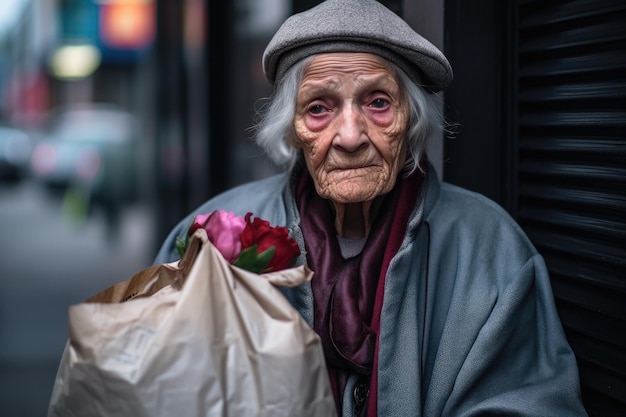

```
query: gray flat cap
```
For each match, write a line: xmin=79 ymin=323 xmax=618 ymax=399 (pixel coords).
xmin=263 ymin=0 xmax=453 ymax=91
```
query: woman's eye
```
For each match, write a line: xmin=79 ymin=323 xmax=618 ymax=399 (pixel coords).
xmin=308 ymin=104 xmax=327 ymax=115
xmin=370 ymin=98 xmax=390 ymax=108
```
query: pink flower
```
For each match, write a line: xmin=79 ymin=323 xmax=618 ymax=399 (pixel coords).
xmin=177 ymin=210 xmax=300 ymax=274
xmin=190 ymin=210 xmax=246 ymax=263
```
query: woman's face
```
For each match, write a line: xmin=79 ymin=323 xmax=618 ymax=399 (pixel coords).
xmin=293 ymin=52 xmax=409 ymax=204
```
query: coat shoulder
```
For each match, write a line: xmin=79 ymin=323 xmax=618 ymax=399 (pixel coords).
xmin=435 ymin=182 xmax=529 ymax=240
xmin=428 ymin=181 xmax=540 ymax=269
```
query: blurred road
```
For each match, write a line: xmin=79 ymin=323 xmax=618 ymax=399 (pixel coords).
xmin=0 ymin=180 xmax=155 ymax=416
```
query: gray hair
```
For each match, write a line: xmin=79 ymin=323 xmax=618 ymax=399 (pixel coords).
xmin=254 ymin=56 xmax=444 ymax=174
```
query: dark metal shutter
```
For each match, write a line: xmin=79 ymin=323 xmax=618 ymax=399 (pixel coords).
xmin=516 ymin=0 xmax=626 ymax=415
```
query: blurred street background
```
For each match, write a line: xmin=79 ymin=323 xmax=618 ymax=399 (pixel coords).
xmin=0 ymin=178 xmax=154 ymax=415
xmin=0 ymin=0 xmax=289 ymax=415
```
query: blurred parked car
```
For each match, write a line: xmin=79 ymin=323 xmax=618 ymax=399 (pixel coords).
xmin=29 ymin=104 xmax=140 ymax=229
xmin=0 ymin=125 xmax=33 ymax=182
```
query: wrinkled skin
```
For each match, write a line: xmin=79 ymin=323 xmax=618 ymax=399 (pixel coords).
xmin=292 ymin=53 xmax=409 ymax=237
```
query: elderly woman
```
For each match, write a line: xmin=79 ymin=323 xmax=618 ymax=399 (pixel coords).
xmin=155 ymin=0 xmax=588 ymax=416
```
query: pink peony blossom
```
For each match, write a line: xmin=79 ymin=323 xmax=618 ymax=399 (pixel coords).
xmin=191 ymin=210 xmax=246 ymax=263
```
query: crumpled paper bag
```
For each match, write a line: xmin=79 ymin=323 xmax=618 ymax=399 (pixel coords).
xmin=48 ymin=230 xmax=337 ymax=417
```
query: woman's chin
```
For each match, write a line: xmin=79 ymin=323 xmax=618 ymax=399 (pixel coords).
xmin=314 ymin=169 xmax=396 ymax=204
xmin=323 ymin=185 xmax=387 ymax=205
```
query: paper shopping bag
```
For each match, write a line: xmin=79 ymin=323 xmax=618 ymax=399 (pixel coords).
xmin=48 ymin=230 xmax=337 ymax=417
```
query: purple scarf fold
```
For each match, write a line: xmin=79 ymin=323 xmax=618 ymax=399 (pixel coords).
xmin=296 ymin=167 xmax=424 ymax=412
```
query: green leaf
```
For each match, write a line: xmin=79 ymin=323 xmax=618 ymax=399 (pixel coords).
xmin=255 ymin=246 xmax=276 ymax=270
xmin=175 ymin=217 xmax=198 ymax=258
xmin=233 ymin=245 xmax=275 ymax=273
xmin=175 ymin=236 xmax=187 ymax=259
xmin=234 ymin=245 xmax=259 ymax=268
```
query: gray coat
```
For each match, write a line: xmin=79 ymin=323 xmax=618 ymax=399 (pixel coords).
xmin=154 ymin=167 xmax=588 ymax=417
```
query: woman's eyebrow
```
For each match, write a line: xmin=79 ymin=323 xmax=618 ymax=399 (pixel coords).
xmin=355 ymin=73 xmax=398 ymax=88
xmin=298 ymin=81 xmax=339 ymax=98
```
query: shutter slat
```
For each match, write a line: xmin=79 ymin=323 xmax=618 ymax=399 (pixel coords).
xmin=519 ymin=206 xmax=625 ymax=240
xmin=519 ymin=160 xmax=626 ymax=182
xmin=577 ymin=360 xmax=626 ymax=407
xmin=520 ymin=19 xmax=626 ymax=53
xmin=519 ymin=0 xmax=626 ymax=29
xmin=524 ymin=228 xmax=625 ymax=269
xmin=520 ymin=49 xmax=626 ymax=78
xmin=531 ymin=243 xmax=626 ymax=290
xmin=559 ymin=303 xmax=626 ymax=349
xmin=520 ymin=184 xmax=625 ymax=211
xmin=519 ymin=110 xmax=626 ymax=127
xmin=518 ymin=137 xmax=626 ymax=155
xmin=516 ymin=0 xmax=626 ymax=413
xmin=520 ymin=81 xmax=626 ymax=102
xmin=553 ymin=276 xmax=626 ymax=324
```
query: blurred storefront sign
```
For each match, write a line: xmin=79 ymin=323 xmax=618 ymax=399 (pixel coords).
xmin=49 ymin=44 xmax=101 ymax=80
xmin=97 ymin=0 xmax=155 ymax=62
xmin=99 ymin=0 xmax=155 ymax=50
xmin=52 ymin=0 xmax=155 ymax=76
xmin=60 ymin=0 xmax=99 ymax=41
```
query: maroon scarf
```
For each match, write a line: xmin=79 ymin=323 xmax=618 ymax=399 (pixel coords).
xmin=296 ymin=167 xmax=424 ymax=414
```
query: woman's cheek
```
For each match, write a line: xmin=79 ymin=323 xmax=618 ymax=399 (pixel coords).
xmin=367 ymin=109 xmax=395 ymax=127
xmin=383 ymin=107 xmax=409 ymax=139
xmin=293 ymin=118 xmax=319 ymax=149
xmin=303 ymin=114 xmax=331 ymax=132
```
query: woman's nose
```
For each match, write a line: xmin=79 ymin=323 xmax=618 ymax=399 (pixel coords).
xmin=334 ymin=105 xmax=368 ymax=152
